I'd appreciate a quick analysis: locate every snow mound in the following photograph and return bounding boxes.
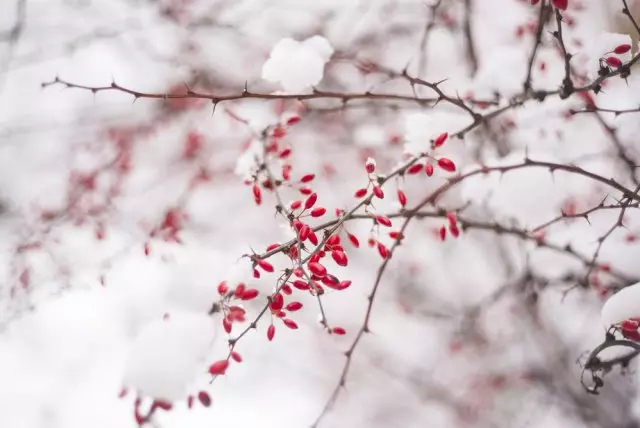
[601,282,640,328]
[261,36,334,93]
[123,311,216,401]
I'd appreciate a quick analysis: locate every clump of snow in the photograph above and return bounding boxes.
[473,46,529,97]
[601,282,640,328]
[261,36,334,93]
[123,311,215,401]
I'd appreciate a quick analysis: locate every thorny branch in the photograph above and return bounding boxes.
[416,0,443,77]
[581,337,640,395]
[523,0,551,93]
[553,7,574,98]
[462,0,478,76]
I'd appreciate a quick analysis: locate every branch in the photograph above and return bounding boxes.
[462,0,479,76]
[553,8,574,98]
[571,106,640,116]
[42,77,445,107]
[416,0,443,76]
[622,0,640,37]
[523,0,551,93]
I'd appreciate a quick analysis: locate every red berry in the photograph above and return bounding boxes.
[425,164,434,176]
[331,250,348,267]
[217,281,228,295]
[348,233,360,248]
[365,158,376,173]
[447,212,457,228]
[373,185,384,199]
[377,242,389,259]
[397,190,407,207]
[551,0,567,10]
[197,391,211,407]
[326,235,340,246]
[304,193,318,209]
[155,400,173,411]
[290,200,302,210]
[299,225,311,241]
[437,158,456,172]
[308,262,327,277]
[256,259,274,273]
[606,56,622,68]
[614,44,631,54]
[354,188,368,198]
[300,174,315,183]
[433,132,448,147]
[240,289,259,300]
[281,284,292,295]
[292,280,310,290]
[286,115,301,125]
[376,216,392,227]
[337,280,352,290]
[332,327,346,335]
[234,283,246,298]
[282,164,292,180]
[407,164,423,175]
[223,317,232,334]
[439,226,447,241]
[208,360,229,375]
[285,301,303,311]
[308,230,319,245]
[267,324,276,341]
[272,126,286,138]
[270,293,284,312]
[252,184,262,205]
[231,351,243,362]
[389,231,404,240]
[311,207,326,217]
[283,319,298,329]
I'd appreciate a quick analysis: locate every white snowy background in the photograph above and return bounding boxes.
[1,0,640,427]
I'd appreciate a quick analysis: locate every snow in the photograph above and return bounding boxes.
[261,36,334,93]
[601,282,640,328]
[123,311,215,401]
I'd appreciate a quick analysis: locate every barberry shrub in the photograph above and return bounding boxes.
[2,0,640,427]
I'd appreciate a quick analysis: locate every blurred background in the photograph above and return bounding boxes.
[1,0,640,427]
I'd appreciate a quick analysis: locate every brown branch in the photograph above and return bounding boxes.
[593,111,639,186]
[0,0,27,44]
[523,0,551,93]
[622,0,640,37]
[553,8,574,98]
[42,77,446,107]
[571,106,640,116]
[416,0,443,76]
[462,0,478,76]
[581,184,640,287]
[531,200,637,233]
